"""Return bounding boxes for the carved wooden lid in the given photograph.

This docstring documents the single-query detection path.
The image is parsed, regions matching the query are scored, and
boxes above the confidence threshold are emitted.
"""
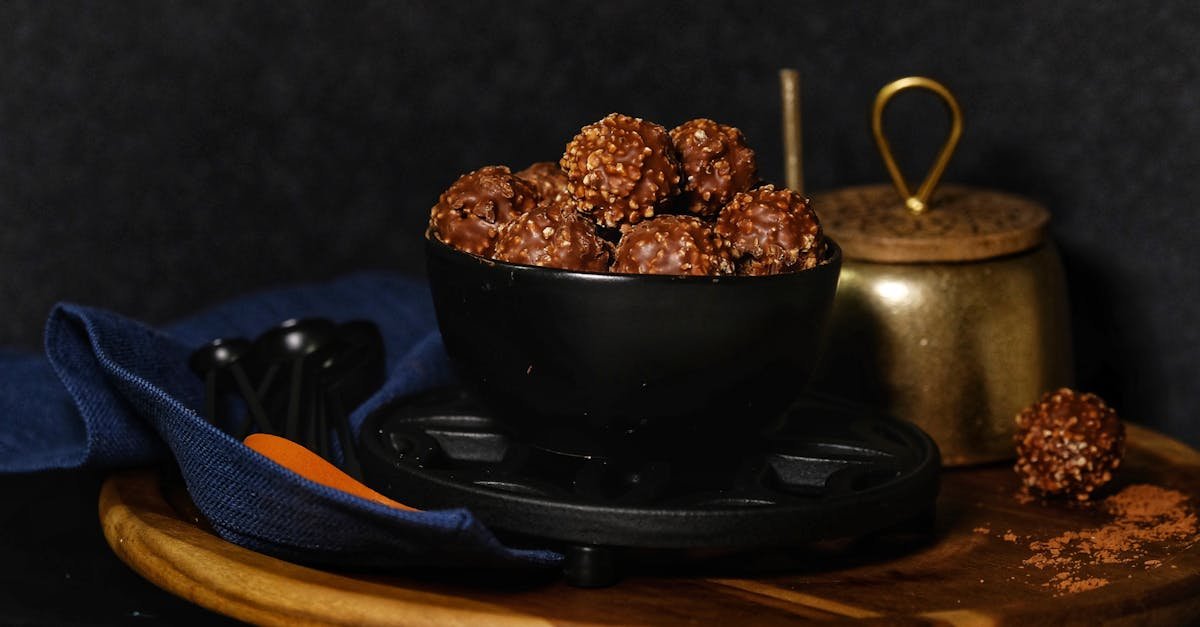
[812,183,1050,263]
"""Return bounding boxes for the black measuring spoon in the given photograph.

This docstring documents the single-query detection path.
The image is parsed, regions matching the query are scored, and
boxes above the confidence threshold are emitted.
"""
[188,338,272,435]
[319,321,386,480]
[253,319,337,444]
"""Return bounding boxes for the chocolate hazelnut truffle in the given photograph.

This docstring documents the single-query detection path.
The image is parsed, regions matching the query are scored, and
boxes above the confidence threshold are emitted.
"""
[516,161,571,206]
[428,165,539,256]
[612,215,732,276]
[560,113,682,228]
[670,118,759,217]
[1014,388,1125,501]
[492,199,612,272]
[715,185,823,276]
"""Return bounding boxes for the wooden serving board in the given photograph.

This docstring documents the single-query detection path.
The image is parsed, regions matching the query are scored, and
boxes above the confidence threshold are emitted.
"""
[100,424,1200,626]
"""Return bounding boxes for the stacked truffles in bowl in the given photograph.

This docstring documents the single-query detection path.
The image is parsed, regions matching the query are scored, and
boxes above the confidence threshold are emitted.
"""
[423,114,842,455]
[427,113,827,277]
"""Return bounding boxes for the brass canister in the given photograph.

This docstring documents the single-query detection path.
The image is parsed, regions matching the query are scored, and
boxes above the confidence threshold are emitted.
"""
[808,78,1073,465]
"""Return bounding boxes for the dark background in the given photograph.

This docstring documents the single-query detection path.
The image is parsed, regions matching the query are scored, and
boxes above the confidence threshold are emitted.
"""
[1,1,1198,622]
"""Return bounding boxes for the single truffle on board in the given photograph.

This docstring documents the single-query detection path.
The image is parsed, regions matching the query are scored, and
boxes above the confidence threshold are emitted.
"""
[1014,388,1126,501]
[560,113,682,228]
[612,215,732,276]
[428,165,539,256]
[492,199,612,272]
[714,185,824,275]
[669,118,759,217]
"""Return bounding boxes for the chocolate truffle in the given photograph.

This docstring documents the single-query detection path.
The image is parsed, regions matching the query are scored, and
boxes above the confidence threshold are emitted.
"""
[715,185,823,276]
[560,113,682,228]
[428,165,539,256]
[670,118,759,217]
[492,199,612,272]
[516,162,571,206]
[612,215,732,276]
[1014,388,1125,501]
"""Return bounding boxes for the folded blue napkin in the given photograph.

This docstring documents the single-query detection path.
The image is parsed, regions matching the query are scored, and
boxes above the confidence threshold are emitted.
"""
[0,273,561,570]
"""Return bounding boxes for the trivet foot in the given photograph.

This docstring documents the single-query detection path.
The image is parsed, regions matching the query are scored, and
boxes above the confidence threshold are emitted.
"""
[563,545,619,588]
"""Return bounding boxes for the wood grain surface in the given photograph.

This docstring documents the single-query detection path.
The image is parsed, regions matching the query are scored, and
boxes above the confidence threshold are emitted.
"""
[100,424,1200,626]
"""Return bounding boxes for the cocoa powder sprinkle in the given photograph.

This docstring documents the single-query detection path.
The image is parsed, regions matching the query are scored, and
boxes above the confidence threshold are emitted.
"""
[1020,484,1198,594]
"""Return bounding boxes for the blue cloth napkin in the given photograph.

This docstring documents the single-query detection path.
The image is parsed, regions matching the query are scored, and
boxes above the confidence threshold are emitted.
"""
[0,273,561,570]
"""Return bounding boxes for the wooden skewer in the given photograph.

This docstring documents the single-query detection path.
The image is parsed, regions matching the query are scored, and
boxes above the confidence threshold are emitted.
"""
[779,68,804,195]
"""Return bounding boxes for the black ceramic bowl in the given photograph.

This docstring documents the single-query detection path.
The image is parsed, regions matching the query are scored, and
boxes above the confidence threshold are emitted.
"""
[425,237,842,457]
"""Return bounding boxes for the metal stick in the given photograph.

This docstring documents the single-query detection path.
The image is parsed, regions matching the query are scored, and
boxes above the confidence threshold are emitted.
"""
[779,68,804,195]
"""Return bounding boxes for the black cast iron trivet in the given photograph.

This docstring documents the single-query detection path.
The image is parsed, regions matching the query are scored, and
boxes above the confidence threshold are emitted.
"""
[359,388,940,587]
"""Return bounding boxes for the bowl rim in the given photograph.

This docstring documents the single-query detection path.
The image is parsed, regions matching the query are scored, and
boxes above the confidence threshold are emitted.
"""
[426,235,842,284]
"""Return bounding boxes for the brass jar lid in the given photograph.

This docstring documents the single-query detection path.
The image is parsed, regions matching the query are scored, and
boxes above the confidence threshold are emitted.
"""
[814,183,1049,263]
[814,77,1049,263]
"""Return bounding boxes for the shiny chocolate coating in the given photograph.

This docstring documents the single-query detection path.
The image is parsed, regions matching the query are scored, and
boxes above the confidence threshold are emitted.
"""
[516,161,571,206]
[715,185,823,276]
[670,118,758,217]
[492,199,612,272]
[427,165,539,256]
[612,215,731,276]
[560,113,682,228]
[1015,388,1125,501]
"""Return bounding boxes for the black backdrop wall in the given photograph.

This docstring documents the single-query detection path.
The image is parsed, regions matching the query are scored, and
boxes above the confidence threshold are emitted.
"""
[1,1,1198,443]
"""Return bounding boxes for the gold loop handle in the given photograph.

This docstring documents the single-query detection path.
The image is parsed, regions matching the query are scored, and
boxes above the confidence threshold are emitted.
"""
[871,76,963,214]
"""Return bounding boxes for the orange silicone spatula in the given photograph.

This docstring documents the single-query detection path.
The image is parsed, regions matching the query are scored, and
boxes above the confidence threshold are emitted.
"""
[245,432,419,512]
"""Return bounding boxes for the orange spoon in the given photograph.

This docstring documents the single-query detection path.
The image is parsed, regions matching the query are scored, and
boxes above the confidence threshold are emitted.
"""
[245,433,419,512]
